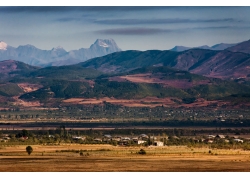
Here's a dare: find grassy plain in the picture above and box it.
[0,144,250,172]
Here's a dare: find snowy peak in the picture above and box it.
[92,38,121,51]
[0,41,8,50]
[0,38,122,66]
[95,39,109,48]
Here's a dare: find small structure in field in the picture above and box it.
[216,135,225,139]
[207,135,215,139]
[153,141,164,146]
[72,136,85,140]
[111,137,121,142]
[138,134,149,140]
[103,134,112,139]
[137,140,147,145]
[94,138,102,142]
[234,139,243,143]
[205,139,213,143]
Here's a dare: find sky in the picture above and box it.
[1,5,250,51]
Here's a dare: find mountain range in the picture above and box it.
[1,38,250,109]
[0,39,121,67]
[1,39,248,67]
[80,39,250,80]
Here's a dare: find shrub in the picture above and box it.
[138,149,146,155]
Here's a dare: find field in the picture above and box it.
[1,144,250,172]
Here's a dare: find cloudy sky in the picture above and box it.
[1,6,250,51]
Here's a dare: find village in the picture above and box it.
[0,130,247,148]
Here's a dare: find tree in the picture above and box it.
[22,129,29,137]
[26,146,33,155]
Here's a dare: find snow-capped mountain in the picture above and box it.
[0,39,122,67]
[0,41,8,50]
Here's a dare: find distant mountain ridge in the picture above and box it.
[170,43,237,52]
[0,39,122,67]
[226,39,250,54]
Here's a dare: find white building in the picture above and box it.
[153,141,164,146]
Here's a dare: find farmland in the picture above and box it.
[0,144,250,172]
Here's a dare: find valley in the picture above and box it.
[1,38,250,172]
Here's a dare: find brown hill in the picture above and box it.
[188,51,250,79]
[226,39,250,54]
[0,60,39,79]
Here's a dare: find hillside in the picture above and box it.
[0,60,39,80]
[17,66,250,105]
[226,39,250,54]
[80,48,250,80]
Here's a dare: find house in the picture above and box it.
[138,134,149,140]
[207,135,215,139]
[3,137,10,140]
[132,139,146,145]
[216,135,225,139]
[153,141,164,146]
[72,136,85,140]
[111,137,121,142]
[204,139,213,143]
[94,138,102,142]
[234,139,243,143]
[103,135,112,139]
[121,137,130,141]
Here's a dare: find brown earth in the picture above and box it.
[17,83,43,93]
[0,145,250,172]
[11,96,42,107]
[109,73,211,89]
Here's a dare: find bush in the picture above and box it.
[26,145,33,155]
[138,149,146,155]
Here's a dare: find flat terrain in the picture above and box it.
[0,144,250,172]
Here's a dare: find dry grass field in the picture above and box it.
[1,144,250,172]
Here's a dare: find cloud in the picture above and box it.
[193,25,250,30]
[93,18,237,25]
[0,6,170,14]
[95,25,250,36]
[95,28,171,35]
[56,17,81,22]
